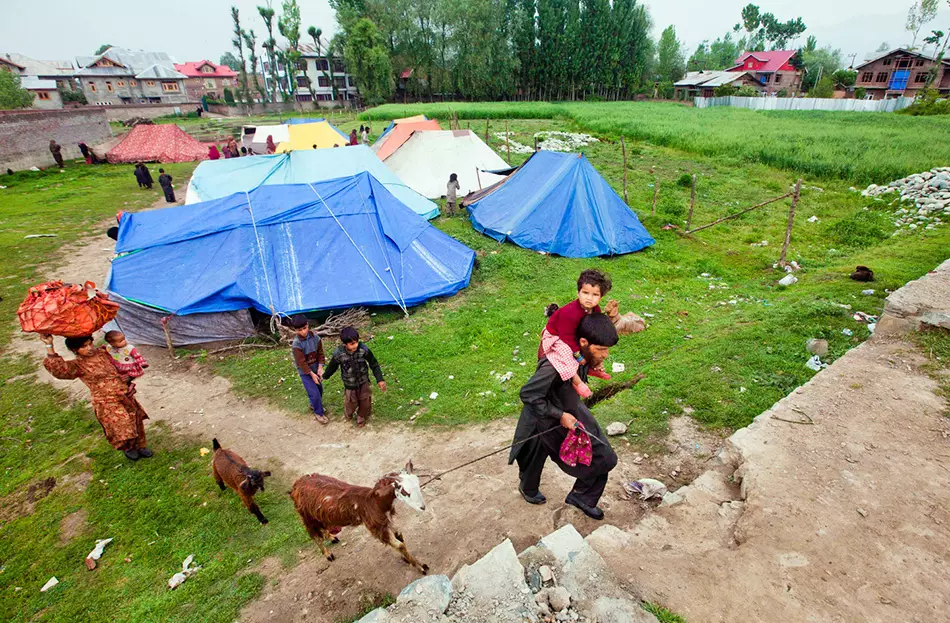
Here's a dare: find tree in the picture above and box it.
[809,74,835,98]
[801,44,842,92]
[0,71,35,109]
[924,29,945,56]
[832,68,857,88]
[59,85,87,105]
[736,84,760,97]
[243,29,265,102]
[219,52,241,71]
[94,44,113,55]
[258,3,281,102]
[876,41,891,53]
[308,25,335,100]
[855,86,867,99]
[278,0,303,102]
[223,86,236,105]
[906,0,939,49]
[656,25,685,83]
[733,3,806,50]
[231,6,251,103]
[688,41,710,72]
[343,17,394,104]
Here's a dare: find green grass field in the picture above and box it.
[361,101,950,185]
[2,102,949,622]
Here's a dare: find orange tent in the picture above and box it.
[373,119,442,161]
[106,124,209,163]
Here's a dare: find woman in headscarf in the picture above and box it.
[348,129,358,146]
[208,144,221,160]
[40,334,153,461]
[227,138,240,158]
[265,135,277,154]
[49,140,64,168]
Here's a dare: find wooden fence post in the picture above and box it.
[485,118,489,143]
[779,179,802,266]
[621,136,628,204]
[652,178,659,216]
[686,174,697,230]
[505,119,511,164]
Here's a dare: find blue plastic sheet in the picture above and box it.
[468,151,655,258]
[109,173,475,315]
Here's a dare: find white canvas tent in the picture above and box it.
[242,124,290,154]
[383,129,509,199]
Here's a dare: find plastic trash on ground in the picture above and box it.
[168,554,201,590]
[805,355,829,371]
[623,478,668,500]
[777,274,798,286]
[40,577,59,592]
[85,538,113,570]
[611,362,626,373]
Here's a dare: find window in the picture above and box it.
[296,76,309,87]
[861,71,874,83]
[37,91,51,100]
[222,79,231,86]
[117,80,126,87]
[915,71,929,83]
[883,58,892,66]
[296,60,308,71]
[146,80,155,87]
[774,73,782,84]
[876,72,889,83]
[89,82,97,92]
[915,59,925,67]
[333,76,346,89]
[201,65,214,73]
[332,60,344,73]
[747,61,753,68]
[204,79,216,89]
[318,75,330,87]
[316,59,329,71]
[106,81,113,92]
[130,80,137,86]
[161,81,180,92]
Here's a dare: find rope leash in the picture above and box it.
[419,421,610,489]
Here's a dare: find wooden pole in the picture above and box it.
[779,179,802,266]
[485,118,489,143]
[685,191,793,234]
[686,174,697,230]
[505,119,511,164]
[652,178,659,216]
[161,316,175,358]
[621,136,628,204]
[476,166,482,189]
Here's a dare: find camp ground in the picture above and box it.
[184,146,440,219]
[107,172,475,346]
[383,129,510,198]
[106,124,208,163]
[466,151,655,258]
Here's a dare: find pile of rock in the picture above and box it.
[861,168,950,232]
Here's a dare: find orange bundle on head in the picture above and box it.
[17,280,120,338]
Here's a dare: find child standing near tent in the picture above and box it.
[445,173,461,216]
[323,326,386,428]
[291,315,328,425]
[361,125,370,145]
[539,269,613,398]
[348,129,359,146]
[158,168,176,203]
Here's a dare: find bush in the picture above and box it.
[776,88,790,98]
[676,173,693,188]
[714,84,738,97]
[656,81,675,100]
[854,87,867,100]
[808,76,835,99]
[830,209,893,248]
[735,85,760,97]
[223,87,235,106]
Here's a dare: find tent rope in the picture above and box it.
[243,191,280,325]
[306,183,409,317]
[354,179,409,313]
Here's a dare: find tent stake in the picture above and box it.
[621,136,628,204]
[686,174,697,230]
[476,166,482,190]
[778,179,802,266]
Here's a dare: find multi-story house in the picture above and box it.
[255,45,359,104]
[74,47,188,105]
[725,50,803,95]
[173,60,237,101]
[0,53,76,109]
[853,48,950,100]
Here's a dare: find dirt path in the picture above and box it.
[10,219,721,623]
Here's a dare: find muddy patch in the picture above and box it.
[0,476,57,524]
[59,508,88,543]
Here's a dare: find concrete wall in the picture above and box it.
[89,103,201,122]
[0,108,112,170]
[206,100,353,116]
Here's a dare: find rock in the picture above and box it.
[451,539,535,622]
[606,422,627,436]
[355,609,391,623]
[398,575,452,614]
[548,587,572,612]
[591,597,659,623]
[805,338,828,357]
[539,565,555,585]
[660,491,685,507]
[862,289,875,296]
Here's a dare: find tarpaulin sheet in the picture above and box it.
[243,124,290,154]
[373,115,429,146]
[276,120,352,152]
[184,146,439,220]
[467,151,655,258]
[374,120,442,161]
[106,124,208,163]
[108,172,475,316]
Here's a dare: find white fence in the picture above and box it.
[694,96,915,113]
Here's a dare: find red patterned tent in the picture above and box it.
[106,124,209,164]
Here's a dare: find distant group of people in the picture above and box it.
[132,163,175,202]
[208,138,247,161]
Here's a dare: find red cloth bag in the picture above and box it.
[559,427,593,468]
[17,280,120,338]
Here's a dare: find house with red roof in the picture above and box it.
[173,60,237,101]
[727,50,802,96]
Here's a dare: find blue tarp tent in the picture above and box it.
[467,151,655,258]
[185,146,440,220]
[109,172,475,318]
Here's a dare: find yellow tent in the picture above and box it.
[275,120,351,152]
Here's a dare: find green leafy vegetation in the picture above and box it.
[642,601,687,623]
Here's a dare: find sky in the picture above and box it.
[2,0,950,67]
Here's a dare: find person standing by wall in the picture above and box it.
[49,140,64,168]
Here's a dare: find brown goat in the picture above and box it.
[211,438,271,525]
[290,461,429,574]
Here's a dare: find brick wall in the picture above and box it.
[206,99,353,116]
[0,108,112,171]
[92,102,201,122]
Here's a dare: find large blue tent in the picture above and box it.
[109,172,475,318]
[467,151,655,258]
[184,145,440,220]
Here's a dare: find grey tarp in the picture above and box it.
[106,292,255,347]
